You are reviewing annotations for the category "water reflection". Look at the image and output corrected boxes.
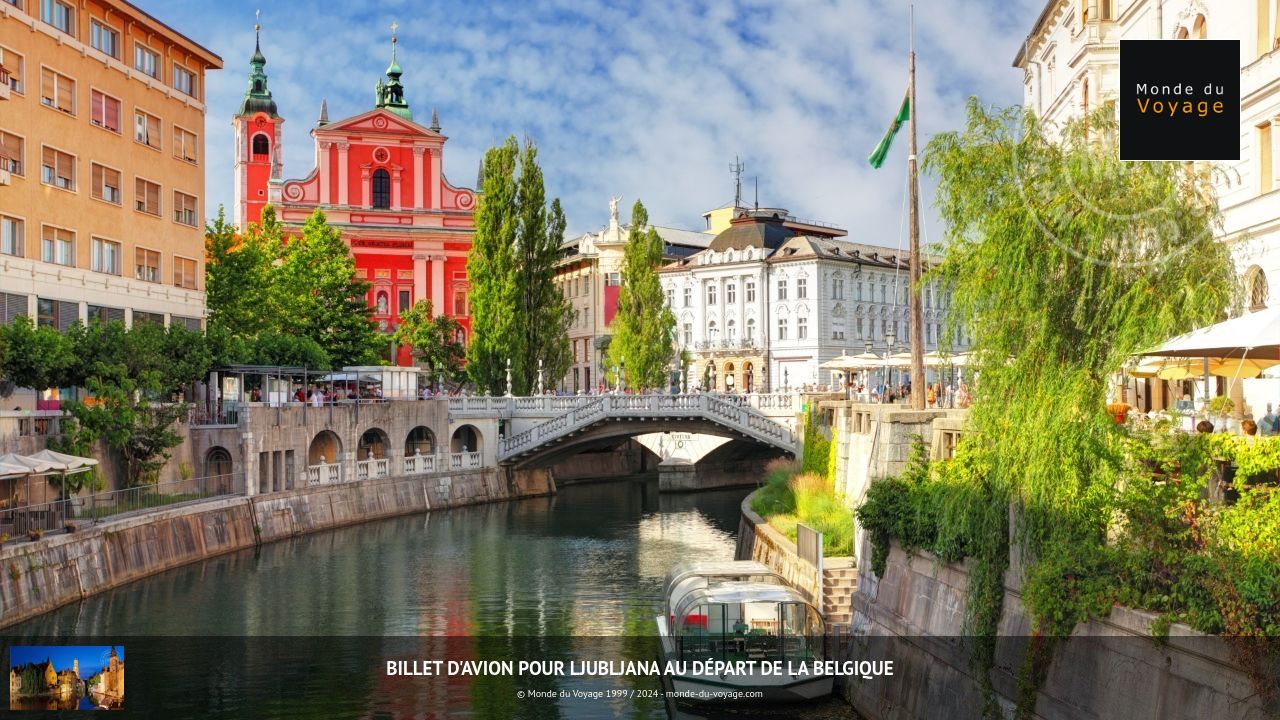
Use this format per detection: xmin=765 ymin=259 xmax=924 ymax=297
xmin=9 ymin=479 xmax=760 ymax=719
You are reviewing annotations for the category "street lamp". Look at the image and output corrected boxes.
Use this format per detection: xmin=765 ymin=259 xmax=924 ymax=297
xmin=505 ymin=358 xmax=513 ymax=397
xmin=537 ymin=358 xmax=545 ymax=396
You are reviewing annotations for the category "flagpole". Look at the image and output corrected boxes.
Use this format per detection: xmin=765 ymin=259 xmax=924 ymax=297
xmin=908 ymin=4 xmax=926 ymax=411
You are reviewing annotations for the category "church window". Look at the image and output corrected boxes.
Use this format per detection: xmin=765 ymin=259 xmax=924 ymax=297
xmin=372 ymin=168 xmax=391 ymax=209
xmin=251 ymin=133 xmax=269 ymax=158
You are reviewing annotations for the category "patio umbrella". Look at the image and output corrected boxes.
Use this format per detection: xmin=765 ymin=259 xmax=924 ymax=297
xmin=820 ymin=352 xmax=883 ymax=370
xmin=882 ymin=352 xmax=914 ymax=368
xmin=1209 ymin=357 xmax=1280 ymax=379
xmin=1143 ymin=306 xmax=1280 ymax=359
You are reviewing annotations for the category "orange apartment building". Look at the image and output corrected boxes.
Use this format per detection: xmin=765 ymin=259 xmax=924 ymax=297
xmin=0 ymin=0 xmax=221 ymax=405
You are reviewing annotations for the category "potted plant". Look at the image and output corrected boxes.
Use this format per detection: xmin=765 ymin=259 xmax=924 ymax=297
xmin=1208 ymin=395 xmax=1234 ymax=428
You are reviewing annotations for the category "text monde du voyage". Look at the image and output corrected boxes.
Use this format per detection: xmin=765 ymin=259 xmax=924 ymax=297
xmin=1134 ymin=82 xmax=1228 ymax=118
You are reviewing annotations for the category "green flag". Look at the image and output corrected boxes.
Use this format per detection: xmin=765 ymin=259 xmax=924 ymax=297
xmin=868 ymin=93 xmax=911 ymax=169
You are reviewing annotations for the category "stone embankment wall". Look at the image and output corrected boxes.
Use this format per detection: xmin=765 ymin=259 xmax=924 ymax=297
xmin=0 ymin=467 xmax=553 ymax=630
xmin=735 ymin=492 xmax=821 ymax=605
xmin=845 ymin=537 xmax=1277 ymax=720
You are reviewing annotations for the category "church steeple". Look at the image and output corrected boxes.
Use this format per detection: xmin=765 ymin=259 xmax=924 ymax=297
xmin=239 ymin=12 xmax=278 ymax=117
xmin=374 ymin=21 xmax=412 ymax=121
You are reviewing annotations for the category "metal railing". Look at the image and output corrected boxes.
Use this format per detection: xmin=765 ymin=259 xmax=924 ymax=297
xmin=0 ymin=473 xmax=241 ymax=538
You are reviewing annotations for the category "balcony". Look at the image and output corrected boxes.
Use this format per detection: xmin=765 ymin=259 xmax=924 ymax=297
xmin=693 ymin=338 xmax=761 ymax=354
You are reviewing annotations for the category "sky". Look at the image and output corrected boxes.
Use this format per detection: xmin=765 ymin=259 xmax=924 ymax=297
xmin=149 ymin=0 xmax=1046 ymax=246
xmin=10 ymin=645 xmax=123 ymax=677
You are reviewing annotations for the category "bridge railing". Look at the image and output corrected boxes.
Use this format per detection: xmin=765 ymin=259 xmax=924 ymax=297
xmin=497 ymin=393 xmax=795 ymax=460
xmin=449 ymin=392 xmax=800 ymax=419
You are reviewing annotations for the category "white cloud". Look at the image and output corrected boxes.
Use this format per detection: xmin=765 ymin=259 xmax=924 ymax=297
xmin=164 ymin=0 xmax=1046 ymax=246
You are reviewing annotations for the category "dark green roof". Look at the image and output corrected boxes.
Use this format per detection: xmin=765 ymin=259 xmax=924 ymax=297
xmin=238 ymin=27 xmax=277 ymax=117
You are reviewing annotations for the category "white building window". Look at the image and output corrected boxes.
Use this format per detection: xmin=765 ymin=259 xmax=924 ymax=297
xmin=726 ymin=283 xmax=736 ymax=304
xmin=797 ymin=277 xmax=808 ymax=299
xmin=746 ymin=281 xmax=756 ymax=302
xmin=778 ymin=317 xmax=788 ymax=340
xmin=797 ymin=316 xmax=808 ymax=339
xmin=91 ymin=237 xmax=120 ymax=275
xmin=682 ymin=287 xmax=692 ymax=307
xmin=777 ymin=280 xmax=788 ymax=301
xmin=706 ymin=285 xmax=717 ymax=305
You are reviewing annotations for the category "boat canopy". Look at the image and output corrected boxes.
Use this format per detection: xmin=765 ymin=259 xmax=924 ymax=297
xmin=663 ymin=560 xmax=786 ymax=617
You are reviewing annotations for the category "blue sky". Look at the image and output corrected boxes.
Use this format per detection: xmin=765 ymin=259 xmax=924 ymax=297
xmin=10 ymin=645 xmax=123 ymax=677
xmin=148 ymin=0 xmax=1045 ymax=244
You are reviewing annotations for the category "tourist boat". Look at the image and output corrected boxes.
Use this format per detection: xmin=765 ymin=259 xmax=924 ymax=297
xmin=656 ymin=560 xmax=833 ymax=703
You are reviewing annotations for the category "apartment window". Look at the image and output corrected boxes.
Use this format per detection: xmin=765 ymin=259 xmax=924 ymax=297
xmin=1 ymin=215 xmax=22 ymax=257
xmin=1260 ymin=122 xmax=1274 ymax=194
xmin=133 ymin=43 xmax=159 ymax=79
xmin=706 ymin=285 xmax=717 ymax=305
xmin=41 ymin=226 xmax=74 ymax=266
xmin=172 ymin=63 xmax=197 ymax=98
xmin=832 ymin=277 xmax=844 ymax=299
xmin=91 ymin=163 xmax=120 ymax=204
xmin=132 ymin=311 xmax=164 ymax=327
xmin=1 ymin=48 xmax=23 ymax=94
xmin=371 ymin=168 xmax=390 ymax=208
xmin=90 ymin=19 xmax=119 ymax=58
xmin=173 ymin=191 xmax=197 ymax=226
xmin=0 ymin=130 xmax=23 ymax=176
xmin=682 ymin=287 xmax=692 ymax=307
xmin=37 ymin=298 xmax=77 ymax=330
xmin=90 ymin=237 xmax=120 ymax=275
xmin=857 ymin=317 xmax=865 ymax=339
xmin=453 ymin=289 xmax=468 ymax=316
xmin=87 ymin=304 xmax=125 ymax=325
xmin=797 ymin=316 xmax=808 ymax=339
xmin=778 ymin=317 xmax=788 ymax=340
xmin=134 ymin=110 xmax=161 ymax=149
xmin=746 ymin=318 xmax=755 ymax=341
xmin=606 ymin=272 xmax=621 ymax=286
xmin=135 ymin=247 xmax=160 ymax=283
xmin=683 ymin=323 xmax=692 ymax=345
xmin=726 ymin=283 xmax=736 ymax=304
xmin=797 ymin=277 xmax=808 ymax=299
xmin=90 ymin=90 xmax=121 ymax=132
xmin=40 ymin=67 xmax=75 ymax=114
xmin=40 ymin=0 xmax=73 ymax=35
xmin=665 ymin=288 xmax=674 ymax=307
xmin=173 ymin=126 xmax=198 ymax=164
xmin=135 ymin=178 xmax=161 ymax=215
xmin=777 ymin=280 xmax=788 ymax=301
xmin=41 ymin=146 xmax=75 ymax=190
xmin=174 ymin=256 xmax=198 ymax=290
xmin=746 ymin=281 xmax=756 ymax=303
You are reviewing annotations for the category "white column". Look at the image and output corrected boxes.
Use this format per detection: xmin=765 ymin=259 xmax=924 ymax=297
xmin=361 ymin=168 xmax=371 ymax=208
xmin=413 ymin=147 xmax=426 ymax=209
xmin=413 ymin=254 xmax=427 ymax=307
xmin=337 ymin=143 xmax=350 ymax=206
xmin=431 ymin=255 xmax=446 ymax=316
xmin=318 ymin=142 xmax=331 ymax=204
xmin=429 ymin=148 xmax=442 ymax=209
xmin=392 ymin=169 xmax=402 ymax=210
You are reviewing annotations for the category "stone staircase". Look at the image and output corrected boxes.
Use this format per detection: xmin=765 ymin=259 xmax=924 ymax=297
xmin=822 ymin=558 xmax=857 ymax=629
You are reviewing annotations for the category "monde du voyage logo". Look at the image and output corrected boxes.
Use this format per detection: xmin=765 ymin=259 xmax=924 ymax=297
xmin=1120 ymin=40 xmax=1240 ymax=161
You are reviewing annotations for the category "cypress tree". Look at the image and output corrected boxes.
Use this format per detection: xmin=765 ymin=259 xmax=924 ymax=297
xmin=467 ymin=138 xmax=520 ymax=394
xmin=607 ymin=200 xmax=676 ymax=391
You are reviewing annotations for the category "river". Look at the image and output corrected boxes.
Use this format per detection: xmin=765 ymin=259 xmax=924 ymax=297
xmin=6 ymin=477 xmax=849 ymax=719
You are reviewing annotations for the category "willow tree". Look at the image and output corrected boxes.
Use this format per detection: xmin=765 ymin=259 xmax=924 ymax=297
xmin=861 ymin=101 xmax=1237 ymax=718
xmin=607 ymin=200 xmax=676 ymax=391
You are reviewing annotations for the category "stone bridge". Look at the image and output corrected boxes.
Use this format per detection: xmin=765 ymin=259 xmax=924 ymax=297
xmin=484 ymin=394 xmax=798 ymax=468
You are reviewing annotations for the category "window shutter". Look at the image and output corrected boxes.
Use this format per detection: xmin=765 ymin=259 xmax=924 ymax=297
xmin=1 ymin=292 xmax=26 ymax=324
xmin=57 ymin=299 xmax=77 ymax=330
xmin=40 ymin=67 xmax=54 ymax=104
xmin=91 ymin=90 xmax=103 ymax=123
xmin=107 ymin=306 xmax=125 ymax=324
xmin=42 ymin=145 xmax=54 ymax=171
xmin=105 ymin=96 xmax=119 ymax=131
xmin=91 ymin=163 xmax=103 ymax=198
xmin=57 ymin=75 xmax=73 ymax=112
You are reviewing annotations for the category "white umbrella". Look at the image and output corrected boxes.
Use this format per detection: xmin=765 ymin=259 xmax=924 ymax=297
xmin=820 ymin=352 xmax=883 ymax=370
xmin=24 ymin=449 xmax=98 ymax=473
xmin=882 ymin=352 xmax=914 ymax=368
xmin=1144 ymin=306 xmax=1280 ymax=358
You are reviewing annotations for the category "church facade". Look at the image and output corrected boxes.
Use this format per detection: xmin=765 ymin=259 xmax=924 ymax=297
xmin=232 ymin=27 xmax=476 ymax=365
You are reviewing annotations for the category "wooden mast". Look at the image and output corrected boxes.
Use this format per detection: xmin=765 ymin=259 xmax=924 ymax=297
xmin=908 ymin=5 xmax=926 ymax=410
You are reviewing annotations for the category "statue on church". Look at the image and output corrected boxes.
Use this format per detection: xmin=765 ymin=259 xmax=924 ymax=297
xmin=609 ymin=195 xmax=621 ymax=225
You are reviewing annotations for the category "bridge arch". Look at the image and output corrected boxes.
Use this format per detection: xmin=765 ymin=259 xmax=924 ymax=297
xmin=308 ymin=430 xmax=342 ymax=465
xmin=451 ymin=424 xmax=483 ymax=453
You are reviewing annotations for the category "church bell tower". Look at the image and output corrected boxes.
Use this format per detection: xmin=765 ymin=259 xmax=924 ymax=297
xmin=233 ymin=15 xmax=284 ymax=229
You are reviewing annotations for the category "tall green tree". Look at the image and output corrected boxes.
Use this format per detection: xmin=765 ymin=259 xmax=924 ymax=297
xmin=467 ymin=136 xmax=571 ymax=394
xmin=59 ymin=377 xmax=186 ymax=487
xmin=274 ymin=209 xmax=383 ymax=367
xmin=607 ymin=200 xmax=676 ymax=391
xmin=0 ymin=316 xmax=74 ymax=392
xmin=205 ymin=205 xmax=281 ymax=339
xmin=393 ymin=300 xmax=465 ymax=384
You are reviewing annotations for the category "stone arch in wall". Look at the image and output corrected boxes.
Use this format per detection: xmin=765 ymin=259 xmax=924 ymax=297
xmin=358 ymin=428 xmax=391 ymax=460
xmin=405 ymin=426 xmax=435 ymax=456
xmin=309 ymin=430 xmax=342 ymax=466
xmin=451 ymin=424 xmax=483 ymax=454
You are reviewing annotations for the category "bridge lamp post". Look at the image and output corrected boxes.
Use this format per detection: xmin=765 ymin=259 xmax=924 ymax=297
xmin=783 ymin=367 xmax=789 ymax=393
xmin=537 ymin=358 xmax=544 ymax=396
xmin=670 ymin=351 xmax=679 ymax=396
xmin=618 ymin=357 xmax=626 ymax=394
xmin=505 ymin=358 xmax=513 ymax=397
xmin=885 ymin=331 xmax=897 ymax=402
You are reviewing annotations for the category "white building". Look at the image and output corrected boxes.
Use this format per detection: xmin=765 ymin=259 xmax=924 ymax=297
xmin=659 ymin=207 xmax=963 ymax=392
xmin=1014 ymin=1 xmax=1280 ymax=417
xmin=554 ymin=198 xmax=711 ymax=392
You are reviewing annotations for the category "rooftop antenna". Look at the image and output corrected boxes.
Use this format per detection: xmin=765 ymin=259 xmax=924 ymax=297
xmin=730 ymin=156 xmax=745 ymax=208
xmin=753 ymin=176 xmax=758 ymax=210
